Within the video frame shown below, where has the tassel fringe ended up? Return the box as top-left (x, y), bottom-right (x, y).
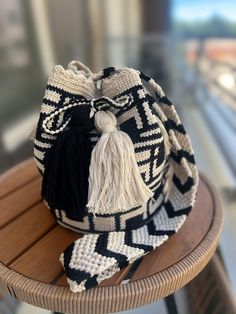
top-left (87, 110), bottom-right (153, 214)
top-left (41, 105), bottom-right (93, 221)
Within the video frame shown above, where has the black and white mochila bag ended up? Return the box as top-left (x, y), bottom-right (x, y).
top-left (33, 60), bottom-right (198, 293)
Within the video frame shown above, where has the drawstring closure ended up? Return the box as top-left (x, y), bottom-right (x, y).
top-left (66, 61), bottom-right (169, 155)
top-left (42, 97), bottom-right (123, 136)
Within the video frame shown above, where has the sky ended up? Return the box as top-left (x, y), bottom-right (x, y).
top-left (173, 0), bottom-right (236, 22)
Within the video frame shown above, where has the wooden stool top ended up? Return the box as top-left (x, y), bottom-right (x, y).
top-left (0, 159), bottom-right (223, 314)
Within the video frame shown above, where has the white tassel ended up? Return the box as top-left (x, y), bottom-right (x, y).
top-left (87, 110), bottom-right (153, 214)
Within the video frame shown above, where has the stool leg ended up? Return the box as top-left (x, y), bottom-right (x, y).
top-left (164, 294), bottom-right (178, 314)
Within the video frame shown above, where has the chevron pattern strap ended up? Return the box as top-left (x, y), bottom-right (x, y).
top-left (61, 199), bottom-right (187, 292)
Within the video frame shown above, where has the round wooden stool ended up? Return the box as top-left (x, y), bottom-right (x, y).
top-left (0, 159), bottom-right (223, 314)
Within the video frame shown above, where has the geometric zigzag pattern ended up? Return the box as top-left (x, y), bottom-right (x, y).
top-left (34, 64), bottom-right (198, 292)
top-left (61, 202), bottom-right (186, 292)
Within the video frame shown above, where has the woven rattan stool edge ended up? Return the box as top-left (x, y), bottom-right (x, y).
top-left (0, 175), bottom-right (223, 314)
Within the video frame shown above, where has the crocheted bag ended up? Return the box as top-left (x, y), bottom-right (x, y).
top-left (34, 60), bottom-right (198, 293)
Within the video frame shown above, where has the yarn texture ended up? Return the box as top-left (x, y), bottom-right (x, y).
top-left (87, 110), bottom-right (153, 214)
top-left (33, 61), bottom-right (199, 293)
